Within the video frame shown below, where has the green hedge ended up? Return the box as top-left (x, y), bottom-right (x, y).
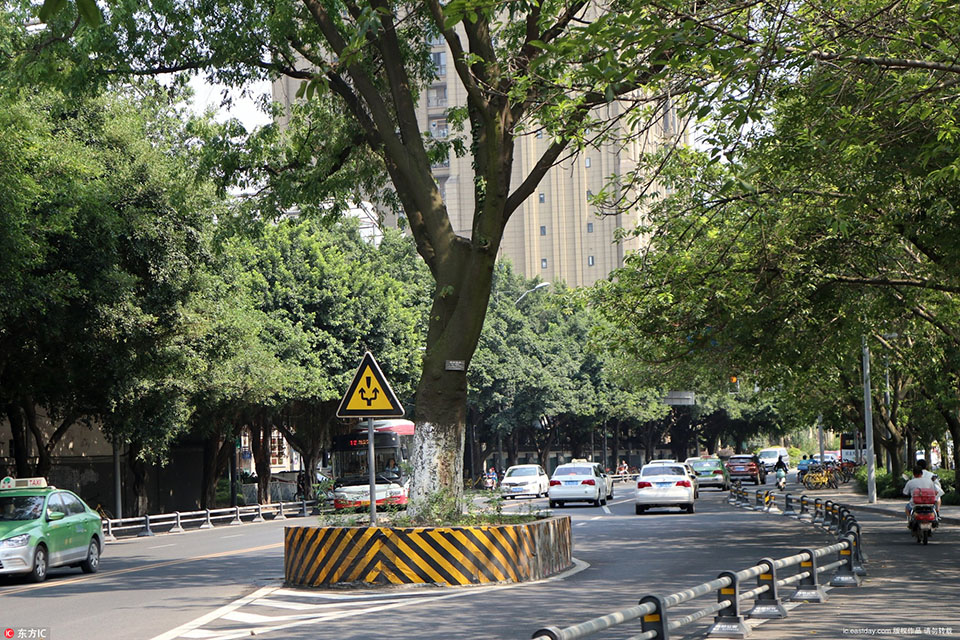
top-left (788, 447), bottom-right (807, 463)
top-left (854, 466), bottom-right (959, 505)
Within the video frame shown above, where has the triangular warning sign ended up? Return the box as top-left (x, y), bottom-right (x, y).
top-left (337, 352), bottom-right (405, 418)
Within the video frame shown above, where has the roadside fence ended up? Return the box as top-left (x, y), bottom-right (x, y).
top-left (530, 486), bottom-right (865, 640)
top-left (101, 498), bottom-right (323, 541)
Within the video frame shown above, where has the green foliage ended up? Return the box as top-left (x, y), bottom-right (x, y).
top-left (788, 446), bottom-right (807, 463)
top-left (854, 466), bottom-right (906, 500)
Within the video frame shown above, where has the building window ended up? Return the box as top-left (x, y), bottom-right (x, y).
top-left (587, 222), bottom-right (594, 233)
top-left (427, 85), bottom-right (447, 108)
top-left (588, 255), bottom-right (595, 267)
top-left (536, 130), bottom-right (543, 139)
top-left (428, 34), bottom-right (445, 47)
top-left (431, 51), bottom-right (446, 77)
top-left (270, 431), bottom-right (286, 466)
top-left (585, 157), bottom-right (591, 168)
top-left (541, 259), bottom-right (548, 269)
top-left (540, 225), bottom-right (547, 236)
top-left (429, 117), bottom-right (448, 139)
top-left (538, 193), bottom-right (545, 204)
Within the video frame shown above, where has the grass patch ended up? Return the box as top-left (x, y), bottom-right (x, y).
top-left (314, 490), bottom-right (548, 528)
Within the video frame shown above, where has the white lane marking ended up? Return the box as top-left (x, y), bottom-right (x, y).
top-left (220, 534), bottom-right (244, 539)
top-left (576, 522), bottom-right (587, 527)
top-left (156, 558), bottom-right (591, 640)
top-left (590, 516), bottom-right (603, 521)
top-left (151, 585), bottom-right (278, 640)
top-left (149, 544), bottom-right (176, 549)
top-left (270, 588), bottom-right (427, 601)
top-left (601, 505), bottom-right (612, 515)
top-left (609, 498), bottom-right (634, 506)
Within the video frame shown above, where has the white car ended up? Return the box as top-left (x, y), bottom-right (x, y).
top-left (635, 463), bottom-right (696, 514)
top-left (500, 464), bottom-right (550, 499)
top-left (332, 473), bottom-right (408, 510)
top-left (548, 463), bottom-right (611, 508)
top-left (646, 460), bottom-right (699, 498)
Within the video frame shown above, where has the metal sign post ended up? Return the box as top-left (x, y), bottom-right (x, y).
top-left (367, 417), bottom-right (377, 525)
top-left (337, 351), bottom-right (405, 526)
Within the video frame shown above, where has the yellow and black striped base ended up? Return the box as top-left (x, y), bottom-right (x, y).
top-left (285, 517), bottom-right (571, 587)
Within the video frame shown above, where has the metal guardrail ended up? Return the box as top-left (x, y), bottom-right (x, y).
top-left (531, 486), bottom-right (865, 640)
top-left (100, 498), bottom-right (323, 541)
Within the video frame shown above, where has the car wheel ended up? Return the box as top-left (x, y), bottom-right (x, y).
top-left (635, 505), bottom-right (645, 515)
top-left (28, 545), bottom-right (48, 583)
top-left (686, 503), bottom-right (695, 514)
top-left (600, 495), bottom-right (607, 506)
top-left (80, 539), bottom-right (100, 574)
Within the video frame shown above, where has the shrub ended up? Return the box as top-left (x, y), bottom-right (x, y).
top-left (788, 447), bottom-right (807, 463)
top-left (853, 466), bottom-right (906, 499)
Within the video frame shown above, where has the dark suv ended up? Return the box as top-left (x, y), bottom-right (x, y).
top-left (726, 454), bottom-right (767, 485)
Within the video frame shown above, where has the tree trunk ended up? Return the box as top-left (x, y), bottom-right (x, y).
top-left (409, 265), bottom-right (494, 518)
top-left (612, 420), bottom-right (621, 467)
top-left (249, 419), bottom-right (273, 504)
top-left (127, 441), bottom-right (149, 516)
top-left (5, 404), bottom-right (30, 477)
top-left (201, 435), bottom-right (232, 509)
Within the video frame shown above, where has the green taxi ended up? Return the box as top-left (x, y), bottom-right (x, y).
top-left (0, 476), bottom-right (103, 582)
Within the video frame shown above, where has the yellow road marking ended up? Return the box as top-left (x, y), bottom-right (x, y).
top-left (0, 542), bottom-right (283, 596)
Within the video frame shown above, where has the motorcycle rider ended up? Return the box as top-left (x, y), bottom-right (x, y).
top-left (903, 464), bottom-right (944, 523)
top-left (774, 456), bottom-right (788, 488)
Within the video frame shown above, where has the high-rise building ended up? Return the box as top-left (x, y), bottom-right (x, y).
top-left (273, 37), bottom-right (680, 288)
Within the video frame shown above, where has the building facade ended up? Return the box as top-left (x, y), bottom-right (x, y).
top-left (272, 36), bottom-right (680, 288)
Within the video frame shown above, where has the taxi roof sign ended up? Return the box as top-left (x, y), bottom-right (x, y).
top-left (0, 477), bottom-right (48, 490)
top-left (337, 352), bottom-right (404, 418)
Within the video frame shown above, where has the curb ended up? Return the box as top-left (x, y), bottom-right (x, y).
top-left (845, 503), bottom-right (960, 526)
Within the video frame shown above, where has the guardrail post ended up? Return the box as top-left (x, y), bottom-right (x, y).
top-left (199, 508), bottom-right (214, 529)
top-left (728, 486), bottom-right (739, 505)
top-left (823, 501), bottom-right (835, 531)
top-left (169, 511), bottom-right (184, 534)
top-left (103, 519), bottom-right (116, 542)
top-left (749, 558), bottom-right (787, 619)
top-left (708, 571), bottom-right (749, 638)
top-left (783, 493), bottom-right (797, 517)
top-left (812, 498), bottom-right (824, 525)
top-left (752, 490), bottom-right (764, 511)
top-left (830, 536), bottom-right (862, 587)
top-left (137, 514), bottom-right (155, 537)
top-left (274, 502), bottom-right (287, 521)
top-left (847, 525), bottom-right (867, 576)
top-left (230, 506), bottom-right (242, 525)
top-left (252, 504), bottom-right (265, 523)
top-left (298, 496), bottom-right (309, 517)
top-left (764, 491), bottom-right (780, 514)
top-left (529, 627), bottom-right (562, 640)
top-left (798, 495), bottom-right (812, 520)
top-left (639, 594), bottom-right (670, 640)
top-left (791, 549), bottom-right (827, 603)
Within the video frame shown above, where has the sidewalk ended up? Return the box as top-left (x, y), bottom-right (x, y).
top-left (719, 481), bottom-right (960, 640)
top-left (788, 481), bottom-right (960, 525)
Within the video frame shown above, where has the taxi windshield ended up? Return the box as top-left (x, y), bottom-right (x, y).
top-left (0, 495), bottom-right (45, 521)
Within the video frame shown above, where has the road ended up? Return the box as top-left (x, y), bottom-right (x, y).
top-left (1, 475), bottom-right (955, 640)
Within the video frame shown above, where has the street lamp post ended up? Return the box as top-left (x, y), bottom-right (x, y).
top-left (515, 282), bottom-right (550, 304)
top-left (862, 335), bottom-right (877, 504)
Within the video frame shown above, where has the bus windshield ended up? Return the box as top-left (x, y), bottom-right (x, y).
top-left (331, 431), bottom-right (408, 480)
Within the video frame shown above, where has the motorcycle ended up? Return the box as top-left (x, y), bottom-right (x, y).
top-left (484, 474), bottom-right (498, 491)
top-left (909, 487), bottom-right (939, 545)
top-left (775, 468), bottom-right (786, 491)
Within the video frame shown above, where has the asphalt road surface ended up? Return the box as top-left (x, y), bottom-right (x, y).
top-left (2, 476), bottom-right (953, 640)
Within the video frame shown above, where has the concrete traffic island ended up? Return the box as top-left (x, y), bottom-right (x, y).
top-left (284, 515), bottom-right (572, 587)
